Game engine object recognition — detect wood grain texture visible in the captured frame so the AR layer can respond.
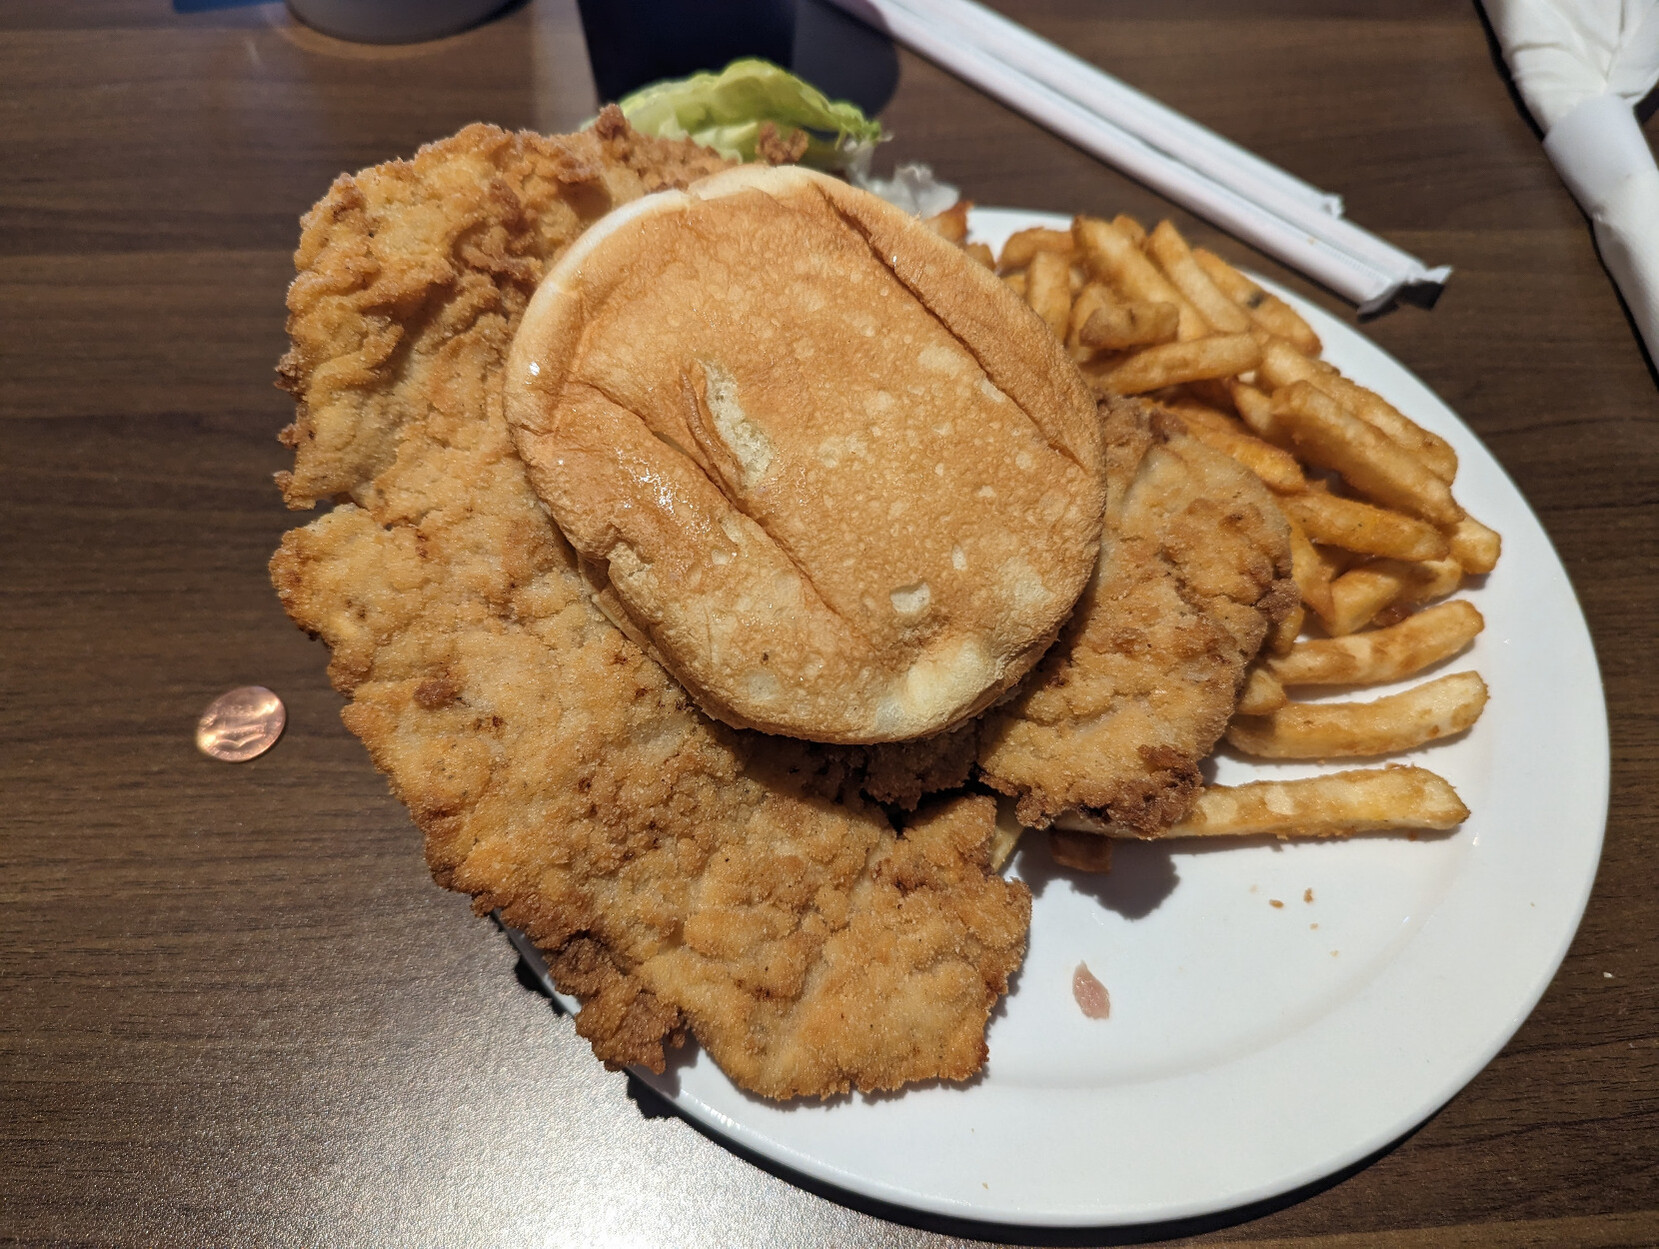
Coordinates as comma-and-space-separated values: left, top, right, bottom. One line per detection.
1, 1, 1654, 1245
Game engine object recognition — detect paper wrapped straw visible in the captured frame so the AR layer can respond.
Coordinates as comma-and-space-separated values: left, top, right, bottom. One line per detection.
827, 0, 1452, 312
895, 0, 1345, 221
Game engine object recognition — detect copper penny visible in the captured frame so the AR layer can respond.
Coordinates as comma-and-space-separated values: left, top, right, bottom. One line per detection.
196, 686, 286, 762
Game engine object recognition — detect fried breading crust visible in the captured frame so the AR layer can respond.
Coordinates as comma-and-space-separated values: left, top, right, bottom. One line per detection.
269, 114, 1028, 1100
978, 400, 1296, 832
276, 111, 731, 510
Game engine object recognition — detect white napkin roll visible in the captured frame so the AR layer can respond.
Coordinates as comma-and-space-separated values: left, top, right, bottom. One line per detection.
1544, 94, 1659, 363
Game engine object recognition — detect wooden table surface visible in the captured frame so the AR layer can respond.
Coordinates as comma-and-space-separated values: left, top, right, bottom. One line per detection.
3, 2, 1655, 1245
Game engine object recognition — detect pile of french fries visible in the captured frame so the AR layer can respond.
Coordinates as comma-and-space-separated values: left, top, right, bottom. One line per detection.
930, 205, 1499, 855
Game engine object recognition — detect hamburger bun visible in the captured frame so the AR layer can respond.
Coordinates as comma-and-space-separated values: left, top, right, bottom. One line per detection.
505, 165, 1105, 743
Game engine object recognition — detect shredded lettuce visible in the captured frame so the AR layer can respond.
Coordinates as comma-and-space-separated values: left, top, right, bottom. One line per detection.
617, 59, 882, 173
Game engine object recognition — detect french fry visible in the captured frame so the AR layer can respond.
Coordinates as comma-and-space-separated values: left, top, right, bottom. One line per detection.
1284, 512, 1336, 619
1160, 767, 1468, 838
1318, 375, 1457, 483
1326, 554, 1461, 633
1319, 563, 1406, 635
1146, 221, 1253, 334
1268, 600, 1484, 685
1002, 271, 1027, 298
999, 225, 1073, 270
1073, 215, 1209, 339
1258, 339, 1457, 481
1280, 491, 1450, 562
1079, 299, 1180, 351
1270, 382, 1462, 527
1393, 555, 1465, 605
963, 241, 995, 269
1191, 246, 1322, 355
1111, 213, 1148, 245
1237, 667, 1288, 715
925, 200, 970, 245
1225, 671, 1488, 759
1253, 334, 1336, 393
1103, 333, 1261, 395
1161, 399, 1307, 492
1066, 283, 1113, 355
1324, 381, 1457, 483
1026, 249, 1073, 339
1446, 514, 1501, 575
1069, 263, 1087, 295
1049, 828, 1115, 872
1228, 379, 1289, 444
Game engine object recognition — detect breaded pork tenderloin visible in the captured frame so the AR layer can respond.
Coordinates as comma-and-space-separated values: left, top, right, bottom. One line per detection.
270, 114, 1030, 1100
979, 399, 1296, 834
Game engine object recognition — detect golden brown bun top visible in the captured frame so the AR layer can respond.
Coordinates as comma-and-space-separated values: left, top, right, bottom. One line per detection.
505, 165, 1105, 743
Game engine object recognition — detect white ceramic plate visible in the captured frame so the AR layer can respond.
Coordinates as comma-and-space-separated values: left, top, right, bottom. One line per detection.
535, 208, 1610, 1228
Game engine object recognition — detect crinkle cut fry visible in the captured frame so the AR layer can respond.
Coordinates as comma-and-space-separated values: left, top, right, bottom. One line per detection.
269, 116, 1029, 1100
976, 400, 1296, 832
